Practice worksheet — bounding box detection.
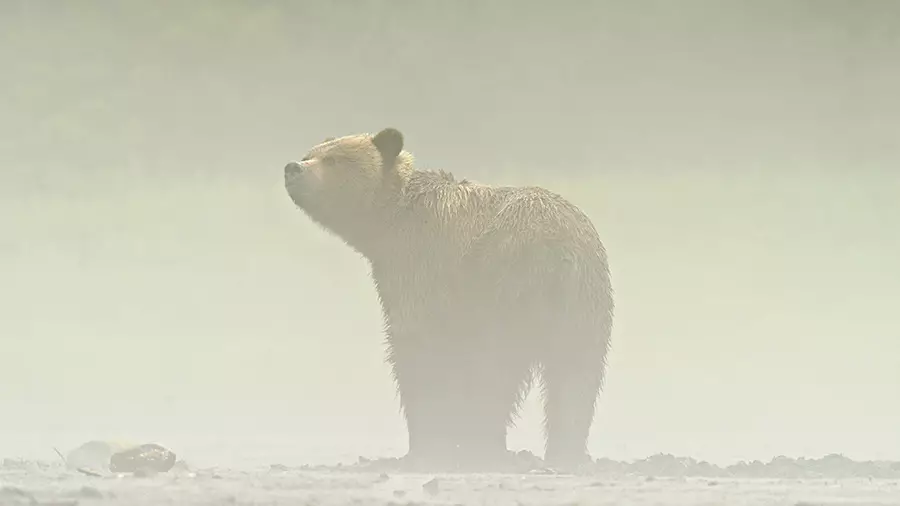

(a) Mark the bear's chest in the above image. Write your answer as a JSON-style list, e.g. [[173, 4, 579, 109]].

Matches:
[[370, 252, 465, 332]]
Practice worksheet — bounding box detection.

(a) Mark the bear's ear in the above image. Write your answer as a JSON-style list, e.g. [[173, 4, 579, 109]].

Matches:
[[323, 137, 335, 142], [372, 128, 404, 165]]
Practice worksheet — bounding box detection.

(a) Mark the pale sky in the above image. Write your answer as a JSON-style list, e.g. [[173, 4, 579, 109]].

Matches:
[[1, 1, 898, 467]]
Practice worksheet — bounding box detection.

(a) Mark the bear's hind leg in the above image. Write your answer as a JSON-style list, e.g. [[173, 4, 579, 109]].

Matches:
[[540, 345, 605, 470]]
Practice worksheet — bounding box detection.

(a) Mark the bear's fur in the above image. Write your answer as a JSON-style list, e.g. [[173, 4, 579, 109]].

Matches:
[[284, 128, 614, 471]]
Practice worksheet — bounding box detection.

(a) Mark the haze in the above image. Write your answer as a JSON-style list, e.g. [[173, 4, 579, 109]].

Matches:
[[1, 1, 898, 469]]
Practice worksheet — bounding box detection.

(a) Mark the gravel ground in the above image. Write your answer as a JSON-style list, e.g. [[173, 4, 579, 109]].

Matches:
[[2, 456, 900, 506]]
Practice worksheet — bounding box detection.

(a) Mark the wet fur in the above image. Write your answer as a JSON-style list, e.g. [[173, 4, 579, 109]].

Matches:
[[285, 129, 614, 470]]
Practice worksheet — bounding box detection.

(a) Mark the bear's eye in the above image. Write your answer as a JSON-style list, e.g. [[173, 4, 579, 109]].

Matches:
[[321, 155, 336, 166]]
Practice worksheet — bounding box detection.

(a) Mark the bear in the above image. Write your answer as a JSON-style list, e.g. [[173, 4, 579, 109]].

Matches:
[[284, 128, 614, 471]]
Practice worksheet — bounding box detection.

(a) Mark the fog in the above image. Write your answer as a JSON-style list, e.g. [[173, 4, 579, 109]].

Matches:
[[1, 1, 898, 470]]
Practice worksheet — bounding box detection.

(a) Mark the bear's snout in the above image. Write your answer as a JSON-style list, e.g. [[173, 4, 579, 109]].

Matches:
[[285, 161, 305, 175], [284, 160, 318, 205]]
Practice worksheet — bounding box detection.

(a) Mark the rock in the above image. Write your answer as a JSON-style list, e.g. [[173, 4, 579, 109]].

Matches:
[[65, 440, 140, 471], [422, 477, 440, 495], [109, 443, 177, 473]]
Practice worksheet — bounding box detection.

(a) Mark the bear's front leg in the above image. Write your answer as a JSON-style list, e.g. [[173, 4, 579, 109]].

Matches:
[[388, 339, 463, 471]]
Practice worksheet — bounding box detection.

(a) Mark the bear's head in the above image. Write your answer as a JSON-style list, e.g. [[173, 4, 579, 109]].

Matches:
[[284, 127, 408, 249]]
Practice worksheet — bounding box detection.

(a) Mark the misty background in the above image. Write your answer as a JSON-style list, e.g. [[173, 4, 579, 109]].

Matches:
[[1, 1, 898, 468]]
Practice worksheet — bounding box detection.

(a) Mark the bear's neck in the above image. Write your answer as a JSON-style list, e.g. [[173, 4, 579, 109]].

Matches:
[[363, 169, 513, 330], [366, 170, 492, 285], [364, 168, 469, 256]]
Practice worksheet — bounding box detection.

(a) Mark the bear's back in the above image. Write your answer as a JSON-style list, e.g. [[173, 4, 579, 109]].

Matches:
[[372, 171, 607, 328]]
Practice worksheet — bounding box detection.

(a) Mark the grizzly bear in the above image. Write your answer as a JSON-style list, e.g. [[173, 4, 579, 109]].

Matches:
[[284, 128, 614, 471]]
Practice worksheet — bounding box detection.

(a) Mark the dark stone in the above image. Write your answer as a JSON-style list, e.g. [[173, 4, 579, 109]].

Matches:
[[109, 443, 176, 473]]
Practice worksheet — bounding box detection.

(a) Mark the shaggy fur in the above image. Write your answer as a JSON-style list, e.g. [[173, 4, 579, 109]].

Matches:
[[284, 128, 614, 470]]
